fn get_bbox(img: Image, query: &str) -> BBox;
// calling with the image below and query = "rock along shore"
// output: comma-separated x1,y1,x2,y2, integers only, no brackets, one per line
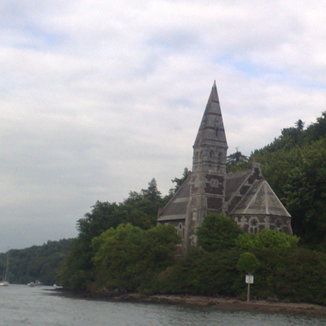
113,293,326,318
56,290,326,319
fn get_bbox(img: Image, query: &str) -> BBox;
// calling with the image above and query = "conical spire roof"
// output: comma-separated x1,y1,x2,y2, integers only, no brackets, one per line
194,82,227,148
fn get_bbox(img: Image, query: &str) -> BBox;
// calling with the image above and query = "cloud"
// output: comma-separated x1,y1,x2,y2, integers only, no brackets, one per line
0,0,326,251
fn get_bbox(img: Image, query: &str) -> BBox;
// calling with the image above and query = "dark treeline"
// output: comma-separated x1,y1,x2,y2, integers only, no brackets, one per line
0,239,73,285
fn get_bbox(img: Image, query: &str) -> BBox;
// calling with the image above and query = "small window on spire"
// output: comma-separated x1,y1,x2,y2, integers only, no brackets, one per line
216,128,219,136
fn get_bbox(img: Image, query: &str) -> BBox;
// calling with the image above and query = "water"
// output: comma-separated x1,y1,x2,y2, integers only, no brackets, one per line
0,285,324,326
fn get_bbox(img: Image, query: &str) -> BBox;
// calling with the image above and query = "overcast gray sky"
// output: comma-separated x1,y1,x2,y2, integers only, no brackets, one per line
1,0,326,252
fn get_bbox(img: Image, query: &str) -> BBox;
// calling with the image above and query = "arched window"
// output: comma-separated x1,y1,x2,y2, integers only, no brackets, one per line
209,178,219,187
249,217,258,233
176,223,185,238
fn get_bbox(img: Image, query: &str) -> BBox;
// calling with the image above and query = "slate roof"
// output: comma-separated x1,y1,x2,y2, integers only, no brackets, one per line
157,174,191,222
231,179,291,217
225,170,251,202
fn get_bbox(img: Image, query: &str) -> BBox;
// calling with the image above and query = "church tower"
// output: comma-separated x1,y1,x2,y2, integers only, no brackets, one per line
184,81,228,247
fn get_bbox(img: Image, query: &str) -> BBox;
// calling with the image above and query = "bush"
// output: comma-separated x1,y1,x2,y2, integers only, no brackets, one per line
197,213,243,251
236,229,299,252
237,252,260,274
92,224,179,292
156,248,241,296
249,248,326,304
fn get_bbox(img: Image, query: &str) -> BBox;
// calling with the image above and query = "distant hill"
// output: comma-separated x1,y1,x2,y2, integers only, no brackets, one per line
0,238,73,285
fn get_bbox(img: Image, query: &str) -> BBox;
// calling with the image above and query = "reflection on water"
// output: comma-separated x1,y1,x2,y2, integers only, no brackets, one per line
0,285,324,326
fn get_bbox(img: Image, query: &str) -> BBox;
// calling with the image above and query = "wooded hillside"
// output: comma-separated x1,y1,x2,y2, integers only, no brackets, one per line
0,239,73,285
251,112,326,250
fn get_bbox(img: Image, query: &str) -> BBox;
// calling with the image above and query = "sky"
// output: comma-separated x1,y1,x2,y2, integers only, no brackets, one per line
1,0,326,252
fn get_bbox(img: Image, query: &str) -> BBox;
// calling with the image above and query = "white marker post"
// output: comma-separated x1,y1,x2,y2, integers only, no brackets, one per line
245,274,254,302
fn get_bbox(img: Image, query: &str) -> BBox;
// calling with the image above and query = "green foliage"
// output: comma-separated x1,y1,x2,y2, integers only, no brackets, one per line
237,252,260,274
155,246,326,304
156,248,241,296
141,178,161,201
197,213,243,251
236,229,299,252
92,224,179,292
169,167,190,195
57,238,95,290
77,178,167,242
227,150,250,172
251,112,326,250
59,178,169,290
0,239,73,285
253,248,326,304
77,201,122,241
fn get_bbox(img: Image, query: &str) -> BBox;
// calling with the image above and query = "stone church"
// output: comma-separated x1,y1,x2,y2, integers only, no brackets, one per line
157,82,292,249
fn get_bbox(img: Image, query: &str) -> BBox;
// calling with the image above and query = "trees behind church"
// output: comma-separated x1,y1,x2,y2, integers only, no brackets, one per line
251,111,326,251
227,111,326,250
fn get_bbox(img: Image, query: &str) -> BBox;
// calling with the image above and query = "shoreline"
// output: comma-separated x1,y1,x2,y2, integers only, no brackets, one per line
54,290,326,319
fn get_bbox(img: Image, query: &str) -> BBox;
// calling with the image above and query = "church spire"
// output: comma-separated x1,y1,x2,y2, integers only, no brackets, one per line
194,81,227,148
192,82,228,172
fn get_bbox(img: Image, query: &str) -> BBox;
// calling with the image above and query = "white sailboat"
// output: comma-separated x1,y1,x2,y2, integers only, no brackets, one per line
0,252,9,286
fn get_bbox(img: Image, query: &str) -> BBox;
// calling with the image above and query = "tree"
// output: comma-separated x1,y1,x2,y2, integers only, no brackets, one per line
236,229,299,252
237,252,260,274
295,119,305,131
197,213,243,251
58,178,167,291
92,224,179,292
57,238,94,290
77,201,122,241
156,248,241,296
227,150,248,165
237,252,260,302
141,178,161,201
226,150,249,172
250,112,326,250
169,168,190,195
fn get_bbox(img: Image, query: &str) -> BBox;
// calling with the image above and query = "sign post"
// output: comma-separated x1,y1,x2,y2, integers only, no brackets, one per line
245,274,254,302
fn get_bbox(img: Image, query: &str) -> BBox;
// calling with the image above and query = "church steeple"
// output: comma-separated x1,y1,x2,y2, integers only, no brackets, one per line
192,81,228,173
184,82,229,247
